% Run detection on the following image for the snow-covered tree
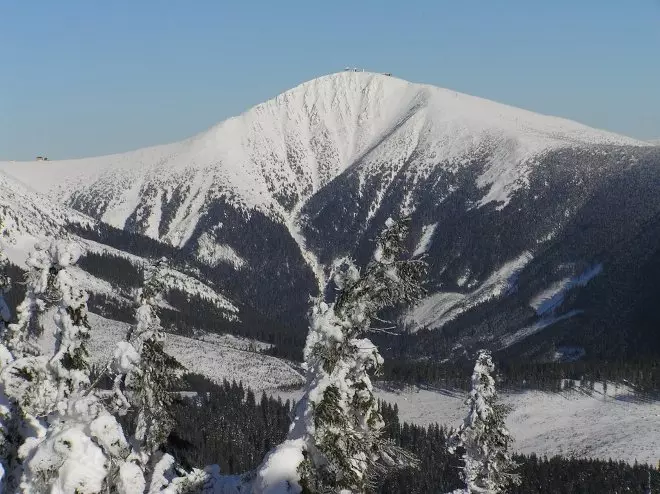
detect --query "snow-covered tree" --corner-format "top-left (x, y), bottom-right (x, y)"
top-left (1, 244), bottom-right (259, 493)
top-left (126, 258), bottom-right (183, 454)
top-left (254, 217), bottom-right (426, 494)
top-left (449, 350), bottom-right (520, 494)
top-left (0, 249), bottom-right (10, 296)
top-left (0, 240), bottom-right (134, 493)
top-left (108, 257), bottom-right (186, 491)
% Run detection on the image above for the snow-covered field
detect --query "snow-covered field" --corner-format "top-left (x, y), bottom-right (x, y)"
top-left (274, 384), bottom-right (660, 466)
top-left (39, 312), bottom-right (304, 392)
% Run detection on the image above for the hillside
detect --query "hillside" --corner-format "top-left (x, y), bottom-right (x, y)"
top-left (1, 72), bottom-right (659, 368)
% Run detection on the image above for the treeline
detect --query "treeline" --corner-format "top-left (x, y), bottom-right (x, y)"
top-left (511, 455), bottom-right (658, 494)
top-left (67, 221), bottom-right (184, 265)
top-left (166, 376), bottom-right (659, 493)
top-left (77, 250), bottom-right (144, 288)
top-left (381, 356), bottom-right (660, 393)
top-left (499, 357), bottom-right (660, 393)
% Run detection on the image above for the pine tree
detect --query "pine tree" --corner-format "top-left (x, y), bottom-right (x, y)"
top-left (254, 217), bottom-right (426, 494)
top-left (449, 350), bottom-right (520, 494)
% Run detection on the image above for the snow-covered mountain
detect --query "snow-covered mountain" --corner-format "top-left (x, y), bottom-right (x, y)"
top-left (0, 164), bottom-right (240, 339)
top-left (0, 73), bottom-right (644, 244)
top-left (0, 73), bottom-right (643, 238)
top-left (1, 72), bottom-right (658, 364)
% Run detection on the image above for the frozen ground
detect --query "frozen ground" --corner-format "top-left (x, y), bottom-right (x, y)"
top-left (274, 383), bottom-right (660, 466)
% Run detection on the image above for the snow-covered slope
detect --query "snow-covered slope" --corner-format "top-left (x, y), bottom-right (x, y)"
top-left (0, 169), bottom-right (93, 265)
top-left (276, 384), bottom-right (660, 466)
top-left (38, 312), bottom-right (303, 392)
top-left (0, 168), bottom-right (239, 326)
top-left (0, 72), bottom-right (645, 246)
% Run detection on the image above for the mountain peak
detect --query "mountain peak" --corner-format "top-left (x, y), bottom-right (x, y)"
top-left (0, 74), bottom-right (650, 246)
top-left (272, 70), bottom-right (645, 146)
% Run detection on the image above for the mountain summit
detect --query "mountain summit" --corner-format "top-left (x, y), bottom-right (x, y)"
top-left (0, 72), bottom-right (645, 245)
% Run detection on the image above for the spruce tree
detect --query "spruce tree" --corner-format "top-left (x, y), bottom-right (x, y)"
top-left (449, 350), bottom-right (520, 494)
top-left (127, 258), bottom-right (184, 454)
top-left (255, 217), bottom-right (426, 494)
top-left (109, 257), bottom-right (186, 490)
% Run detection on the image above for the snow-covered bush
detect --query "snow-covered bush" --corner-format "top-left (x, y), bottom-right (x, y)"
top-left (253, 218), bottom-right (426, 494)
top-left (449, 350), bottom-right (520, 494)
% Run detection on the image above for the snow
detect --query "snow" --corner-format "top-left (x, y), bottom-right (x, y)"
top-left (253, 439), bottom-right (305, 494)
top-left (194, 233), bottom-right (246, 269)
top-left (160, 267), bottom-right (238, 316)
top-left (21, 423), bottom-right (108, 494)
top-left (500, 310), bottom-right (582, 348)
top-left (530, 263), bottom-right (603, 315)
top-left (0, 170), bottom-right (93, 269)
top-left (276, 383), bottom-right (660, 466)
top-left (407, 251), bottom-right (533, 331)
top-left (118, 461), bottom-right (146, 494)
top-left (0, 72), bottom-right (648, 245)
top-left (78, 238), bottom-right (239, 315)
top-left (3, 234), bottom-right (239, 323)
top-left (112, 341), bottom-right (140, 374)
top-left (194, 331), bottom-right (273, 352)
top-left (285, 206), bottom-right (326, 293)
top-left (38, 312), bottom-right (303, 392)
top-left (552, 345), bottom-right (586, 362)
top-left (412, 223), bottom-right (437, 257)
top-left (407, 291), bottom-right (467, 331)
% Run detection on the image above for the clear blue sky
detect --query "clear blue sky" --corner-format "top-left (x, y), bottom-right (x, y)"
top-left (2, 0), bottom-right (659, 160)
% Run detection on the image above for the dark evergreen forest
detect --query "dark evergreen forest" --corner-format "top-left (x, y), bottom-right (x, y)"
top-left (67, 247), bottom-right (660, 392)
top-left (7, 246), bottom-right (659, 394)
top-left (164, 375), bottom-right (659, 494)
